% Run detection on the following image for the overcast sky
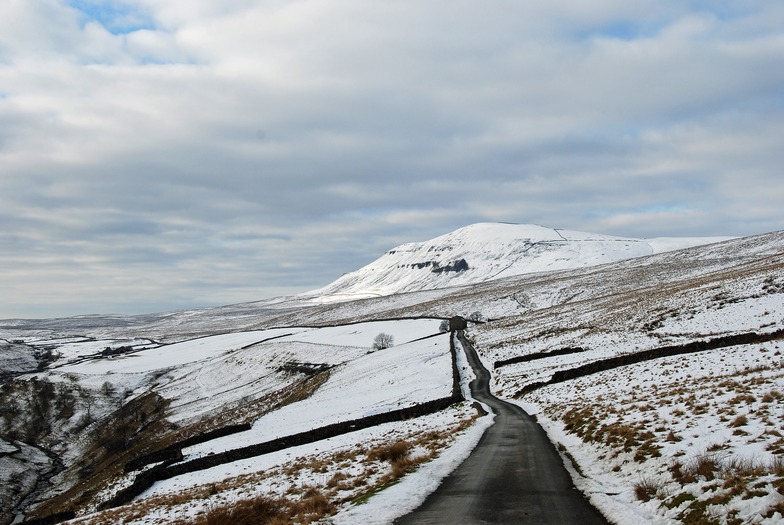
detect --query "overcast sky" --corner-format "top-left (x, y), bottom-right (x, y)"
top-left (1, 1), bottom-right (783, 319)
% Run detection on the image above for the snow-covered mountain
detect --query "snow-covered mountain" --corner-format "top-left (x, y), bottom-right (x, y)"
top-left (3, 226), bottom-right (783, 525)
top-left (307, 223), bottom-right (728, 301)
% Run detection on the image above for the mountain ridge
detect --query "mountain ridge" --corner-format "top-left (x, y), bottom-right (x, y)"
top-left (305, 222), bottom-right (730, 302)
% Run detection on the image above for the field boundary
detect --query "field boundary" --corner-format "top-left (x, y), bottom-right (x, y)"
top-left (516, 329), bottom-right (784, 397)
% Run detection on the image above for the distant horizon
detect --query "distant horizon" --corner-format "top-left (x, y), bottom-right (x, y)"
top-left (0, 221), bottom-right (750, 321)
top-left (2, 2), bottom-right (782, 319)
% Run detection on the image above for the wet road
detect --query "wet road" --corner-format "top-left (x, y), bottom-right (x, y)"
top-left (395, 332), bottom-right (609, 525)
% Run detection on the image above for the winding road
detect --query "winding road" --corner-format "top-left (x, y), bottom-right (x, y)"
top-left (395, 332), bottom-right (609, 525)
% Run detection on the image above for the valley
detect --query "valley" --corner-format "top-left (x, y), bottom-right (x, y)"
top-left (1, 224), bottom-right (783, 524)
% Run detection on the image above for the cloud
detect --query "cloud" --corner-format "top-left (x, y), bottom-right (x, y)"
top-left (1, 0), bottom-right (783, 318)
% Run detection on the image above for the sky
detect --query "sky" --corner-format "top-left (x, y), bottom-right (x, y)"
top-left (1, 1), bottom-right (783, 319)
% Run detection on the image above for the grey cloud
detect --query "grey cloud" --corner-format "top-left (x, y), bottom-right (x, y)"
top-left (1, 1), bottom-right (783, 318)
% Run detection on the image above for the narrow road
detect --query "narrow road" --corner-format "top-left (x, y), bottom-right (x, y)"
top-left (395, 332), bottom-right (609, 525)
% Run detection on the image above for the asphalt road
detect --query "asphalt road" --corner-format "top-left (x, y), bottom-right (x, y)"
top-left (395, 332), bottom-right (609, 525)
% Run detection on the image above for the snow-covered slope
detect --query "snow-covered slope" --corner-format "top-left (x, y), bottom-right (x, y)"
top-left (5, 226), bottom-right (782, 525)
top-left (306, 223), bottom-right (728, 302)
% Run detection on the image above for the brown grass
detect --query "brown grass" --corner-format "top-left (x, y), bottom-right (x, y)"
top-left (762, 389), bottom-right (784, 403)
top-left (662, 451), bottom-right (784, 523)
top-left (561, 406), bottom-right (662, 461)
top-left (367, 440), bottom-right (411, 464)
top-left (182, 488), bottom-right (336, 525)
top-left (57, 404), bottom-right (481, 525)
top-left (190, 496), bottom-right (289, 525)
top-left (27, 372), bottom-right (334, 521)
top-left (634, 477), bottom-right (663, 502)
top-left (729, 414), bottom-right (748, 427)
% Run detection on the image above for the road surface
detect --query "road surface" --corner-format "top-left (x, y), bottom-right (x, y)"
top-left (395, 332), bottom-right (609, 524)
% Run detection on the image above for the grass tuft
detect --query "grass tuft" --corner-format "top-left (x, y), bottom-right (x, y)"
top-left (192, 496), bottom-right (289, 525)
top-left (634, 477), bottom-right (663, 502)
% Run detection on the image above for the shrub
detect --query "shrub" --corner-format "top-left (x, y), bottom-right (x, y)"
top-left (372, 333), bottom-right (394, 350)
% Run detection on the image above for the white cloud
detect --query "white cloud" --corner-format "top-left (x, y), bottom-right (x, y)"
top-left (0, 0), bottom-right (782, 318)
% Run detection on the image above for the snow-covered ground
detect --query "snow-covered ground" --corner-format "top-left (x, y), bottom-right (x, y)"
top-left (66, 403), bottom-right (492, 525)
top-left (153, 334), bottom-right (480, 525)
top-left (33, 326), bottom-right (490, 525)
top-left (465, 232), bottom-right (784, 524)
top-left (306, 223), bottom-right (729, 302)
top-left (179, 331), bottom-right (452, 458)
top-left (519, 341), bottom-right (784, 524)
top-left (5, 319), bottom-right (480, 524)
top-left (1, 225), bottom-right (782, 525)
top-left (56, 329), bottom-right (308, 375)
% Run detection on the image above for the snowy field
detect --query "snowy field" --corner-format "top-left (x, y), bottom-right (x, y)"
top-left (56, 328), bottom-right (309, 375)
top-left (179, 330), bottom-right (453, 458)
top-left (467, 233), bottom-right (784, 524)
top-left (49, 326), bottom-right (490, 525)
top-left (2, 228), bottom-right (782, 525)
top-left (520, 341), bottom-right (784, 524)
top-left (18, 319), bottom-right (476, 524)
top-left (69, 403), bottom-right (492, 525)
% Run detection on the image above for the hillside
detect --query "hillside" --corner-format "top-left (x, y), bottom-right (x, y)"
top-left (305, 223), bottom-right (729, 302)
top-left (1, 226), bottom-right (782, 524)
top-left (0, 223), bottom-right (728, 342)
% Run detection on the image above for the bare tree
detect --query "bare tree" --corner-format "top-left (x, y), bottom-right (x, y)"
top-left (372, 333), bottom-right (394, 350)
